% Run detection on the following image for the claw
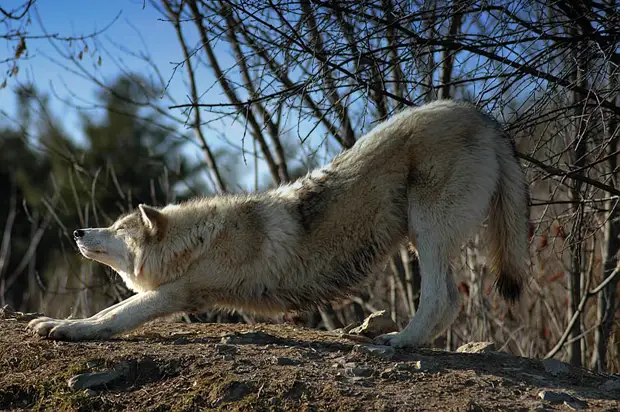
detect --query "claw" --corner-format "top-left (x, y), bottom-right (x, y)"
top-left (26, 316), bottom-right (108, 341)
top-left (27, 316), bottom-right (52, 330)
top-left (27, 317), bottom-right (74, 339)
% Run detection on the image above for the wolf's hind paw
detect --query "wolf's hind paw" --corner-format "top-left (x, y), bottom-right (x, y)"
top-left (374, 331), bottom-right (420, 348)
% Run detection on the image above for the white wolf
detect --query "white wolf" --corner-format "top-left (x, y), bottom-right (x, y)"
top-left (28, 100), bottom-right (530, 347)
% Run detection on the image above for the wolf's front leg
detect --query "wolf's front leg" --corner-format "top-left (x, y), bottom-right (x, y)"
top-left (28, 282), bottom-right (189, 341)
top-left (27, 292), bottom-right (145, 334)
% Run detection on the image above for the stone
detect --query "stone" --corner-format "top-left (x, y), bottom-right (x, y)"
top-left (456, 341), bottom-right (496, 353)
top-left (350, 366), bottom-right (374, 377)
top-left (67, 364), bottom-right (129, 391)
top-left (172, 336), bottom-right (188, 345)
top-left (340, 322), bottom-right (360, 333)
top-left (380, 367), bottom-right (395, 378)
top-left (348, 311), bottom-right (398, 338)
top-left (538, 390), bottom-right (574, 404)
top-left (564, 398), bottom-right (588, 410)
top-left (274, 356), bottom-right (299, 366)
top-left (0, 305), bottom-right (16, 318)
top-left (215, 344), bottom-right (239, 355)
top-left (411, 360), bottom-right (436, 372)
top-left (0, 304), bottom-right (43, 321)
top-left (214, 381), bottom-right (251, 405)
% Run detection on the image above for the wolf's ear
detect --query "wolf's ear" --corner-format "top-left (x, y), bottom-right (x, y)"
top-left (138, 204), bottom-right (167, 236)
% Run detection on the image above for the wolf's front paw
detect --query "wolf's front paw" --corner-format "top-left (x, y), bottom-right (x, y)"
top-left (28, 317), bottom-right (105, 341)
top-left (374, 331), bottom-right (420, 348)
top-left (27, 317), bottom-right (70, 338)
top-left (46, 322), bottom-right (90, 341)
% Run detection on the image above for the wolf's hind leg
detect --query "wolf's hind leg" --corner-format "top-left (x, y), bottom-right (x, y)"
top-left (375, 240), bottom-right (460, 348)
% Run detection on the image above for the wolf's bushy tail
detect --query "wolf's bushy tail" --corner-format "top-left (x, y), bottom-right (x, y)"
top-left (487, 146), bottom-right (530, 302)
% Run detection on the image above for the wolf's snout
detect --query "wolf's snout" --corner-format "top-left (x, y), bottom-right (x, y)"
top-left (73, 229), bottom-right (85, 239)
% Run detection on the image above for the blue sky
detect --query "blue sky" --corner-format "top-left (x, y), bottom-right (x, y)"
top-left (0, 0), bottom-right (225, 143)
top-left (3, 1), bottom-right (195, 129)
top-left (0, 0), bottom-right (268, 190)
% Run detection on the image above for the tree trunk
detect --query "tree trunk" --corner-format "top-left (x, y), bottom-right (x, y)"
top-left (591, 63), bottom-right (619, 372)
top-left (438, 4), bottom-right (461, 100)
top-left (566, 29), bottom-right (587, 367)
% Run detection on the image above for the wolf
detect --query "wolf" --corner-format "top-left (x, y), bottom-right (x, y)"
top-left (28, 100), bottom-right (530, 347)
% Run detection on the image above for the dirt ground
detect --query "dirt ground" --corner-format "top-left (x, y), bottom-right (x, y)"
top-left (1, 310), bottom-right (619, 411)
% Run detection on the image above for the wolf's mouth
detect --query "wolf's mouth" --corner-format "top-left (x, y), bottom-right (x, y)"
top-left (77, 244), bottom-right (107, 256)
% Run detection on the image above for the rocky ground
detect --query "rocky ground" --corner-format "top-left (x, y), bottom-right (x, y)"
top-left (1, 307), bottom-right (619, 411)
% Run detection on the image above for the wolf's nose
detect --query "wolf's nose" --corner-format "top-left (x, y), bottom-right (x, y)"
top-left (73, 229), bottom-right (85, 239)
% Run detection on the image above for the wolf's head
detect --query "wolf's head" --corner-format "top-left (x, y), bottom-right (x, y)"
top-left (74, 204), bottom-right (168, 289)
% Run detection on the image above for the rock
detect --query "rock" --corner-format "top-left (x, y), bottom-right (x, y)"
top-left (0, 305), bottom-right (43, 321)
top-left (564, 398), bottom-right (588, 410)
top-left (17, 312), bottom-right (45, 321)
top-left (379, 367), bottom-right (395, 378)
top-left (537, 390), bottom-right (574, 404)
top-left (67, 363), bottom-right (130, 390)
top-left (411, 360), bottom-right (435, 372)
top-left (332, 322), bottom-right (361, 335)
top-left (331, 356), bottom-right (346, 367)
top-left (601, 378), bottom-right (620, 393)
top-left (214, 381), bottom-right (251, 405)
top-left (331, 357), bottom-right (357, 369)
top-left (348, 311), bottom-right (398, 338)
top-left (456, 342), bottom-right (496, 353)
top-left (538, 392), bottom-right (587, 410)
top-left (84, 389), bottom-right (97, 397)
top-left (542, 358), bottom-right (571, 376)
top-left (349, 366), bottom-right (374, 377)
top-left (386, 361), bottom-right (431, 373)
top-left (395, 363), bottom-right (411, 371)
top-left (274, 356), bottom-right (299, 366)
top-left (220, 331), bottom-right (281, 345)
top-left (0, 305), bottom-right (16, 318)
top-left (215, 344), bottom-right (238, 355)
top-left (341, 322), bottom-right (360, 333)
top-left (85, 361), bottom-right (100, 369)
top-left (352, 344), bottom-right (396, 360)
top-left (379, 366), bottom-right (410, 381)
top-left (348, 376), bottom-right (367, 383)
